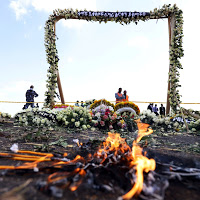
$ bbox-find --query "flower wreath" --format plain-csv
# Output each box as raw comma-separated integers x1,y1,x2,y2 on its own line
115,102,140,115
90,99,115,110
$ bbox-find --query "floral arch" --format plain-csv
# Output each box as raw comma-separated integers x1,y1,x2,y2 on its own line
44,4,183,114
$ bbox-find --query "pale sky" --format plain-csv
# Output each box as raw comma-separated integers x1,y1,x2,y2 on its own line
0,0,200,116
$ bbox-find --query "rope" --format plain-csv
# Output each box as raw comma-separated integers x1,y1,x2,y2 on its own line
0,100,200,105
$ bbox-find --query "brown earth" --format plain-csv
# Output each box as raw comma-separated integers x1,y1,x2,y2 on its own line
0,119,200,200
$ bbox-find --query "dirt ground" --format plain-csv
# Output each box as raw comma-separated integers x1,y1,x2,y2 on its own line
0,119,200,200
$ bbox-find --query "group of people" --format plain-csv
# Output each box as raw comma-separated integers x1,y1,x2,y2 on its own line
147,103,165,116
75,100,85,107
22,86,166,118
115,88,129,104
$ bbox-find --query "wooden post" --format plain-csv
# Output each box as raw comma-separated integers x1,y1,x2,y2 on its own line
166,16,172,115
54,22,65,104
57,71,65,104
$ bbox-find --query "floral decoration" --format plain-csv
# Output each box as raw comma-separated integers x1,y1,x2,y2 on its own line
90,99,115,110
91,104,117,130
115,102,140,115
56,106,93,129
0,112,11,120
44,4,183,113
15,108,57,127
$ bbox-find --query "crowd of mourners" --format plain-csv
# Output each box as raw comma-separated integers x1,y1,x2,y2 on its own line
147,103,165,117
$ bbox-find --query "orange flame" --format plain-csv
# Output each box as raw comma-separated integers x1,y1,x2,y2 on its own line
94,119,155,199
0,119,155,199
122,119,156,199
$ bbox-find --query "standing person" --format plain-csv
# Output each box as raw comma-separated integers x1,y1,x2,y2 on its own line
81,101,84,107
75,100,79,107
147,103,153,112
159,104,166,117
24,85,38,109
153,104,159,116
122,90,129,101
115,88,124,104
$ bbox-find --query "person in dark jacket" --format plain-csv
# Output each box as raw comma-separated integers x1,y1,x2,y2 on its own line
23,85,38,109
147,103,153,112
159,104,166,117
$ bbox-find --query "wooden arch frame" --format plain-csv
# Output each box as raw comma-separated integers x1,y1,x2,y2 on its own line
44,5,184,115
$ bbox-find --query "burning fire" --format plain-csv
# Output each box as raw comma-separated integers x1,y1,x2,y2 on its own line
123,119,155,199
0,119,155,199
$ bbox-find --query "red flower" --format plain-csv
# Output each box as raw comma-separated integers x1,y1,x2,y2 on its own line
100,121,105,126
103,115,108,120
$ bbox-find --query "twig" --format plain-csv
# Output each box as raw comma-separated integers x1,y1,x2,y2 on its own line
21,143,43,146
154,147,182,152
163,171,200,177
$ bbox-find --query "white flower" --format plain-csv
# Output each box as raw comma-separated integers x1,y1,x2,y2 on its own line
165,117,170,121
65,121,69,126
1,113,6,118
36,118,41,124
71,118,75,122
73,113,78,117
57,115,62,121
34,167,39,172
192,128,196,132
146,110,151,115
87,125,91,128
74,107,79,112
10,143,19,153
95,112,101,118
168,125,172,129
75,121,80,127
82,125,87,130
149,113,156,118
62,118,66,122
173,122,179,127
140,115,145,120
91,127,95,131
73,138,79,144
159,118,165,124
153,118,159,123
80,118,83,121
41,119,46,124
83,107,87,111
165,120,170,125
46,120,51,125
